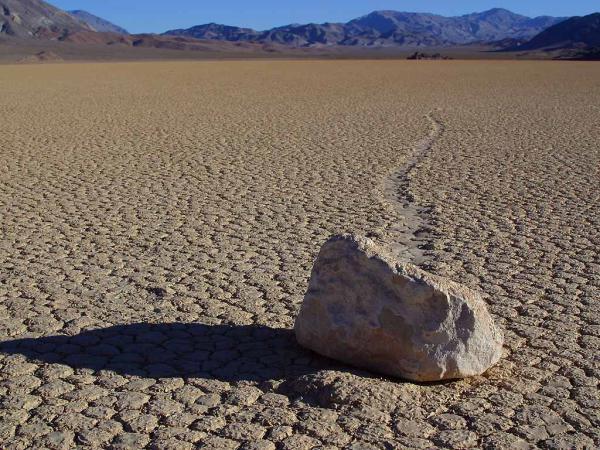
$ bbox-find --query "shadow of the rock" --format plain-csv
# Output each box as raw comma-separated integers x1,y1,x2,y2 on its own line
0,322,325,381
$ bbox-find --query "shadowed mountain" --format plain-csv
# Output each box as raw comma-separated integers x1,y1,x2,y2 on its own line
69,10,128,34
0,0,90,38
166,22,348,47
164,23,260,42
258,22,347,46
520,13,600,50
164,8,566,48
342,9,564,46
574,47,600,60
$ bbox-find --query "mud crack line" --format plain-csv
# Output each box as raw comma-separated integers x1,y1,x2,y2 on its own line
380,109,445,265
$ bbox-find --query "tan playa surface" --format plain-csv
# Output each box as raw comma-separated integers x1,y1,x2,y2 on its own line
0,60,599,449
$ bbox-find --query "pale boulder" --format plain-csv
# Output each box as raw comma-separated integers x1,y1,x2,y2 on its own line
294,234,503,382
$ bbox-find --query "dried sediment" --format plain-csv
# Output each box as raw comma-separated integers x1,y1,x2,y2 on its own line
0,61,598,449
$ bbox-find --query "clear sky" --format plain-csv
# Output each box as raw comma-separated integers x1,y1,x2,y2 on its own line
50,1,599,34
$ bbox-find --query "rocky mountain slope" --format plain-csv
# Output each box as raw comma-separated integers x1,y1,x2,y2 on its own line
164,8,566,47
521,13,600,49
68,10,128,34
0,0,90,38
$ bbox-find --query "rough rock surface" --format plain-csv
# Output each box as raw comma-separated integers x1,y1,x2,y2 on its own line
295,234,504,381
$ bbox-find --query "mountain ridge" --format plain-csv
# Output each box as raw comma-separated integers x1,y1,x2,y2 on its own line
519,13,600,50
68,10,128,35
164,8,567,47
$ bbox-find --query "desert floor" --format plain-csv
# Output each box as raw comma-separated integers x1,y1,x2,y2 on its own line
0,60,598,449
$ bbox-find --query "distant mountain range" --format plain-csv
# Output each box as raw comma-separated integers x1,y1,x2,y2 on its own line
68,10,128,35
1,0,598,60
164,9,566,47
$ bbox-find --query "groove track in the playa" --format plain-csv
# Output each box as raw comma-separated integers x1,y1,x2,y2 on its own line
381,109,445,265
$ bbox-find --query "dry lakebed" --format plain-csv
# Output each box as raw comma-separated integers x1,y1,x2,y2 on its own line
0,60,599,449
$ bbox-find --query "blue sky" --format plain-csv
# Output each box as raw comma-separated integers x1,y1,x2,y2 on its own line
51,1,599,34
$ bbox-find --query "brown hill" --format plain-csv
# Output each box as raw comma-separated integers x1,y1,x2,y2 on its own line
56,30,280,53
18,49,62,62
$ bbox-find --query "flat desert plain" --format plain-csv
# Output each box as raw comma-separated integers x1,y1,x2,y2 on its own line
0,60,599,449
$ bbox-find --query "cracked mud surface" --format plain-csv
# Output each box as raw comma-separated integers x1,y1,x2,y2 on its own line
0,61,599,449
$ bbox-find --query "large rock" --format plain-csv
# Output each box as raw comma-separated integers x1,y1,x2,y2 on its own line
294,234,503,382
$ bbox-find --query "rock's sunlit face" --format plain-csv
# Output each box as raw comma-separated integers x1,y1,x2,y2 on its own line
295,234,503,382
